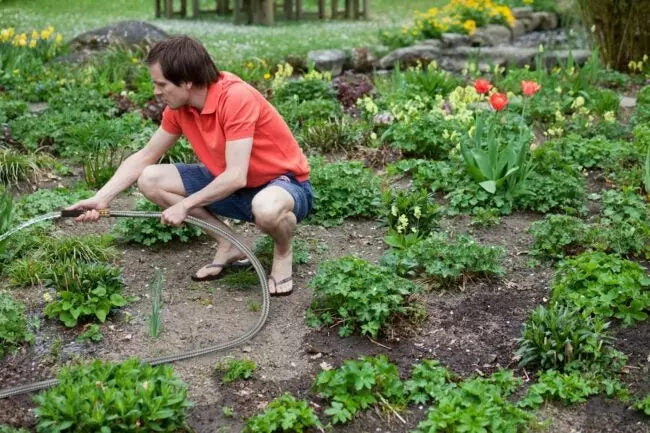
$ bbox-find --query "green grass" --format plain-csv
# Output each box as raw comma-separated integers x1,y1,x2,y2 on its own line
0,0,444,68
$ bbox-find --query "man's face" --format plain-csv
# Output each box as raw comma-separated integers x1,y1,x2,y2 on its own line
149,62,191,109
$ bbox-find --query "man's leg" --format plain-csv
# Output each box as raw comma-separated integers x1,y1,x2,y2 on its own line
137,164,247,279
251,186,296,295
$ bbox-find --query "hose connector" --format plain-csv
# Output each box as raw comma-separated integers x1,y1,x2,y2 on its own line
59,208,110,218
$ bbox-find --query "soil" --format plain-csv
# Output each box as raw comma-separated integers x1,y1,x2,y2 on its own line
1,185,649,432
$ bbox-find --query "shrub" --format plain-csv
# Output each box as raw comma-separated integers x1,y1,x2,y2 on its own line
243,393,321,433
306,158,381,226
551,252,650,326
0,147,53,186
307,256,423,337
516,304,614,372
313,355,405,424
276,98,342,131
215,358,256,384
382,112,460,159
113,199,204,245
529,215,594,260
297,116,371,154
0,99,28,123
272,77,335,105
381,232,505,283
33,358,193,432
0,291,34,357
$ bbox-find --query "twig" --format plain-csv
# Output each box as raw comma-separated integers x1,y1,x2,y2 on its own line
377,394,406,425
368,337,392,351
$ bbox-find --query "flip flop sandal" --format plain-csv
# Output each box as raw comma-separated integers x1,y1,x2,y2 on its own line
191,259,251,282
269,275,293,297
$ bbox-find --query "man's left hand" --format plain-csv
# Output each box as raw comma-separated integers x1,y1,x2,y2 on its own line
161,202,189,226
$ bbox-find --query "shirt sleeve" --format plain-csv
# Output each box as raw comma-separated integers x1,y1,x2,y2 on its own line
161,106,182,135
222,84,260,141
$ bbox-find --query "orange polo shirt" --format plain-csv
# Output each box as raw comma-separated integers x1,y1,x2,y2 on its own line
161,72,309,188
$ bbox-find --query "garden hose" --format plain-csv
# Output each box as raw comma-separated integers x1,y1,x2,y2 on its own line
0,209,270,399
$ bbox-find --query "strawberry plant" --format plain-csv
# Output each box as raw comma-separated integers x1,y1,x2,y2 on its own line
215,358,256,384
0,291,35,357
381,232,504,283
382,188,441,249
405,359,456,405
529,215,595,260
598,187,650,258
635,394,650,416
519,370,601,408
551,252,650,326
516,304,615,372
33,358,193,432
113,199,204,246
307,256,423,337
243,393,321,433
313,355,405,424
13,186,93,221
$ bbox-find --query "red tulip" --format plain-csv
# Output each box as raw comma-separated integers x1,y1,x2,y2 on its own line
521,80,541,96
489,92,509,111
474,78,493,95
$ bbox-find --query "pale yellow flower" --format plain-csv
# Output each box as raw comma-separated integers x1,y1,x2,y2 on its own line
29,39,37,48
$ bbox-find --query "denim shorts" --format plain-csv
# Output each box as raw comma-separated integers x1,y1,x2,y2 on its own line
175,164,313,223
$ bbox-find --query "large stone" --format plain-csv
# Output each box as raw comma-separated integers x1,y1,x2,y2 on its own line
512,6,533,20
533,12,559,30
307,49,348,76
437,57,492,73
528,13,542,31
512,20,527,39
349,46,377,73
447,46,538,69
544,49,591,68
441,32,470,48
470,25,511,46
69,21,169,52
378,44,442,69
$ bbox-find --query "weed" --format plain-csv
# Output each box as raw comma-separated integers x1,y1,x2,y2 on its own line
222,406,234,418
253,235,310,266
405,359,456,405
0,291,35,357
0,147,53,186
519,370,601,408
215,358,256,384
529,215,594,260
220,270,259,290
307,256,423,338
149,269,164,339
243,393,321,433
33,358,193,432
635,394,650,416
314,355,404,424
246,300,260,312
76,323,103,343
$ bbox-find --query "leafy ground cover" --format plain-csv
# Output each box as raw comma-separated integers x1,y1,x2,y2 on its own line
1,1,650,432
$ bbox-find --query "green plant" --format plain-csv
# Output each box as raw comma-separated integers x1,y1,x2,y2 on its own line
273,77,335,105
0,426,30,433
414,372,531,433
635,394,650,416
276,98,342,131
76,323,103,343
405,359,456,405
314,355,405,424
253,235,310,267
297,116,371,154
598,187,650,257
113,199,204,245
551,252,650,326
0,99,28,123
519,370,600,408
149,268,164,339
215,358,256,384
306,158,381,226
0,186,12,254
243,393,321,433
382,112,460,159
13,186,93,221
0,147,53,186
33,358,193,432
516,304,615,372
382,188,441,249
529,215,594,260
381,232,504,283
0,291,35,357
222,406,234,418
44,262,128,327
307,256,423,337
246,299,260,312
645,142,650,195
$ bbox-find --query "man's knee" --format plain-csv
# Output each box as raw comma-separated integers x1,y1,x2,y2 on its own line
137,165,162,198
252,200,282,229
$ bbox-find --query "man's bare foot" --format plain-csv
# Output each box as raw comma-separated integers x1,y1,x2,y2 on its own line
192,244,247,281
268,248,293,296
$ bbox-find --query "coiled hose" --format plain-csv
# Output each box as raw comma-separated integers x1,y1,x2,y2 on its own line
0,209,270,399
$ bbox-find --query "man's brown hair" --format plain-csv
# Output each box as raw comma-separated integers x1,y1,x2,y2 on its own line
145,36,219,86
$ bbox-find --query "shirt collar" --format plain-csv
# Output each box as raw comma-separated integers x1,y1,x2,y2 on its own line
200,76,222,115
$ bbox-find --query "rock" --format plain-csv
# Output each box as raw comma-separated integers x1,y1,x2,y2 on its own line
544,49,591,68
28,102,48,114
512,20,527,39
284,54,308,73
518,18,534,32
620,96,637,108
533,11,559,30
528,13,542,31
512,6,533,20
441,32,470,48
349,46,377,73
69,20,168,52
446,46,537,69
470,24,512,46
419,39,443,48
378,43,441,69
437,57,492,73
307,49,348,76
242,346,252,353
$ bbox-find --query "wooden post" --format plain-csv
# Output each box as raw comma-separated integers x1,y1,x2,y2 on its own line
165,0,173,18
318,0,324,19
362,0,368,19
155,0,161,17
192,0,199,17
181,0,187,16
331,0,338,18
261,0,274,25
296,0,303,20
352,0,358,18
234,0,242,23
345,0,353,19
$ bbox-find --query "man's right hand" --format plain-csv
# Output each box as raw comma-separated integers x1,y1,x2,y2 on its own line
65,197,110,223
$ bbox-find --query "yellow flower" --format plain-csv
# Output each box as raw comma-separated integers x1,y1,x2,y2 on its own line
29,39,37,48
31,30,39,40
571,96,585,109
644,54,649,63
43,292,53,302
523,0,533,4
603,111,616,122
55,34,63,44
263,73,271,80
246,62,254,69
413,206,422,219
131,57,139,64
463,19,477,35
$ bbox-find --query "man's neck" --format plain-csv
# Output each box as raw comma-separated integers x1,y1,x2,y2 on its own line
188,85,209,111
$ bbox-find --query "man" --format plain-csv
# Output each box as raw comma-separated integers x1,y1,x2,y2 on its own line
68,36,312,296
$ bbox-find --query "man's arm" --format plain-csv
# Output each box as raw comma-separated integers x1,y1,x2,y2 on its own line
160,137,253,225
68,127,179,221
